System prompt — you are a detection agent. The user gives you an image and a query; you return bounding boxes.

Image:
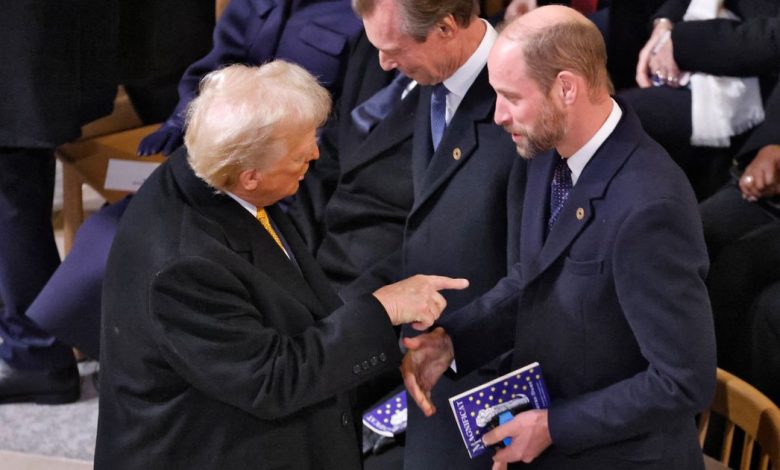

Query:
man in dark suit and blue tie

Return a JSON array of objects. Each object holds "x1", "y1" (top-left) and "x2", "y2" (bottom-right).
[
  {"x1": 402, "y1": 6, "x2": 716, "y2": 469},
  {"x1": 338, "y1": 0, "x2": 525, "y2": 468}
]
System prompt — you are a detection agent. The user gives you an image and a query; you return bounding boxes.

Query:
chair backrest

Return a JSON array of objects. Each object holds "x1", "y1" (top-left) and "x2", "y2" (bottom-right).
[{"x1": 699, "y1": 368, "x2": 780, "y2": 470}]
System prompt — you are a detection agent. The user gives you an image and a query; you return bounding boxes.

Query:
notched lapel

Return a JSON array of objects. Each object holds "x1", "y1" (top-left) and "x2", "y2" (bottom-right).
[
  {"x1": 341, "y1": 86, "x2": 420, "y2": 175},
  {"x1": 268, "y1": 206, "x2": 341, "y2": 318},
  {"x1": 248, "y1": 207, "x2": 327, "y2": 318},
  {"x1": 410, "y1": 68, "x2": 495, "y2": 214},
  {"x1": 522, "y1": 102, "x2": 642, "y2": 284}
]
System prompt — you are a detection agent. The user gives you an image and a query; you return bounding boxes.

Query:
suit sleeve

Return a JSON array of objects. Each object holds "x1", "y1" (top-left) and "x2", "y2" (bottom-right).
[
  {"x1": 147, "y1": 255, "x2": 402, "y2": 420},
  {"x1": 738, "y1": 79, "x2": 780, "y2": 160},
  {"x1": 441, "y1": 263, "x2": 524, "y2": 375},
  {"x1": 339, "y1": 248, "x2": 404, "y2": 301},
  {"x1": 548, "y1": 197, "x2": 717, "y2": 454},
  {"x1": 672, "y1": 14, "x2": 780, "y2": 77}
]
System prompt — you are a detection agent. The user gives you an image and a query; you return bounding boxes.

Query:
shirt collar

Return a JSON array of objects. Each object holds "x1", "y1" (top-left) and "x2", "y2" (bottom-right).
[
  {"x1": 442, "y1": 19, "x2": 496, "y2": 102},
  {"x1": 567, "y1": 98, "x2": 622, "y2": 185},
  {"x1": 224, "y1": 190, "x2": 258, "y2": 216}
]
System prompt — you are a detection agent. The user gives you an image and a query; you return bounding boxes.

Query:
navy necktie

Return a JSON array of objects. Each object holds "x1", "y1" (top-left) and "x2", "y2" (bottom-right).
[
  {"x1": 430, "y1": 83, "x2": 449, "y2": 151},
  {"x1": 548, "y1": 157, "x2": 572, "y2": 232},
  {"x1": 351, "y1": 73, "x2": 411, "y2": 135}
]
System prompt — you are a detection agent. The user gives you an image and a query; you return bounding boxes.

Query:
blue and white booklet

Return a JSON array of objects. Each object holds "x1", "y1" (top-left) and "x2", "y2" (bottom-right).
[
  {"x1": 362, "y1": 390, "x2": 408, "y2": 437},
  {"x1": 448, "y1": 362, "x2": 551, "y2": 459}
]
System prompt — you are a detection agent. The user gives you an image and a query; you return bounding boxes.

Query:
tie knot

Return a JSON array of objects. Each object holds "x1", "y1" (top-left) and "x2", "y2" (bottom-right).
[
  {"x1": 554, "y1": 158, "x2": 572, "y2": 188},
  {"x1": 432, "y1": 83, "x2": 449, "y2": 102}
]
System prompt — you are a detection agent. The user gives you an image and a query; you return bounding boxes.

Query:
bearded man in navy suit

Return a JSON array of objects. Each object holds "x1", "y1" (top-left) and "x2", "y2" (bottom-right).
[{"x1": 402, "y1": 6, "x2": 716, "y2": 469}]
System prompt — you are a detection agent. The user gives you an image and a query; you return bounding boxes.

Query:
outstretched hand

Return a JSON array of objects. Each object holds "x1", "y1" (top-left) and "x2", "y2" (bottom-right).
[
  {"x1": 372, "y1": 275, "x2": 468, "y2": 330},
  {"x1": 137, "y1": 123, "x2": 184, "y2": 156},
  {"x1": 400, "y1": 327, "x2": 454, "y2": 417}
]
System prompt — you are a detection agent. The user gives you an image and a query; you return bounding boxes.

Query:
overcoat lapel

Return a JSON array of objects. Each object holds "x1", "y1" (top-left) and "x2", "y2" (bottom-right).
[
  {"x1": 171, "y1": 152, "x2": 327, "y2": 318},
  {"x1": 520, "y1": 101, "x2": 642, "y2": 286},
  {"x1": 410, "y1": 68, "x2": 495, "y2": 215},
  {"x1": 341, "y1": 86, "x2": 420, "y2": 175}
]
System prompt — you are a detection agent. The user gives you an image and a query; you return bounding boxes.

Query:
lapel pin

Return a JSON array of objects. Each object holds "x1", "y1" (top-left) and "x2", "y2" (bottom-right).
[
  {"x1": 452, "y1": 148, "x2": 462, "y2": 160},
  {"x1": 576, "y1": 207, "x2": 585, "y2": 220}
]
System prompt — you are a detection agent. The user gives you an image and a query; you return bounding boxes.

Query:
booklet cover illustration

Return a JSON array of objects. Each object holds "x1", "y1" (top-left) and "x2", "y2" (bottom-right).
[
  {"x1": 448, "y1": 362, "x2": 550, "y2": 459},
  {"x1": 363, "y1": 390, "x2": 408, "y2": 437}
]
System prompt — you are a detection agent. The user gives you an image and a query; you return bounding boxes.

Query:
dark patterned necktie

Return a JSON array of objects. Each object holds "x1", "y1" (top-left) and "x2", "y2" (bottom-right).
[
  {"x1": 430, "y1": 83, "x2": 449, "y2": 151},
  {"x1": 351, "y1": 73, "x2": 412, "y2": 134},
  {"x1": 548, "y1": 157, "x2": 572, "y2": 232}
]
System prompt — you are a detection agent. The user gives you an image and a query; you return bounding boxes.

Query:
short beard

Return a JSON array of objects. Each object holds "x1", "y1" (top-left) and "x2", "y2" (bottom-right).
[{"x1": 512, "y1": 98, "x2": 565, "y2": 160}]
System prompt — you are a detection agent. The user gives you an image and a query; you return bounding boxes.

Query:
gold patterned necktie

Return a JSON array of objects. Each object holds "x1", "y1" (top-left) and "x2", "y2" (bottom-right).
[{"x1": 256, "y1": 208, "x2": 287, "y2": 255}]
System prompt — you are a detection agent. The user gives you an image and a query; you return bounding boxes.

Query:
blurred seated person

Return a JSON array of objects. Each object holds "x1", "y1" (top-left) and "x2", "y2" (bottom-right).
[
  {"x1": 701, "y1": 78, "x2": 780, "y2": 404},
  {"x1": 94, "y1": 61, "x2": 468, "y2": 469},
  {"x1": 0, "y1": 0, "x2": 118, "y2": 406},
  {"x1": 17, "y1": 0, "x2": 362, "y2": 372},
  {"x1": 497, "y1": 0, "x2": 667, "y2": 91},
  {"x1": 137, "y1": 0, "x2": 361, "y2": 156},
  {"x1": 619, "y1": 0, "x2": 780, "y2": 198}
]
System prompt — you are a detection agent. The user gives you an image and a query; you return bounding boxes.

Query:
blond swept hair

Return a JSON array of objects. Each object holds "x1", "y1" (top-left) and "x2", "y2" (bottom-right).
[{"x1": 184, "y1": 61, "x2": 331, "y2": 190}]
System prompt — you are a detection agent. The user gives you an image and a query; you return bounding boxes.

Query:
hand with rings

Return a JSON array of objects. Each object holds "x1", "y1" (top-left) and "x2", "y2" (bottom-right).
[
  {"x1": 651, "y1": 69, "x2": 666, "y2": 87},
  {"x1": 740, "y1": 174, "x2": 758, "y2": 201}
]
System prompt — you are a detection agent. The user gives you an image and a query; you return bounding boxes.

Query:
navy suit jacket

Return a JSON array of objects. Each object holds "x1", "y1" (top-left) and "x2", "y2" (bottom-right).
[
  {"x1": 164, "y1": 0, "x2": 361, "y2": 129},
  {"x1": 96, "y1": 150, "x2": 402, "y2": 469},
  {"x1": 345, "y1": 65, "x2": 527, "y2": 470},
  {"x1": 445, "y1": 101, "x2": 716, "y2": 469}
]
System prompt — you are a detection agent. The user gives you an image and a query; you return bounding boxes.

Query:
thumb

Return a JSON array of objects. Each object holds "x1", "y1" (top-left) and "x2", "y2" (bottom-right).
[{"x1": 402, "y1": 335, "x2": 422, "y2": 350}]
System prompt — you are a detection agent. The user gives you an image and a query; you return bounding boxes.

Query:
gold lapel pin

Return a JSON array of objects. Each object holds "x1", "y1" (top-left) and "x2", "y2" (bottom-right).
[
  {"x1": 452, "y1": 148, "x2": 462, "y2": 160},
  {"x1": 576, "y1": 207, "x2": 585, "y2": 220}
]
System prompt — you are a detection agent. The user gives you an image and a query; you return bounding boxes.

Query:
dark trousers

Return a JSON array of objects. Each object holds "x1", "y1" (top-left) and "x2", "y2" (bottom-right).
[
  {"x1": 702, "y1": 184, "x2": 780, "y2": 384},
  {"x1": 27, "y1": 197, "x2": 130, "y2": 359},
  {"x1": 0, "y1": 148, "x2": 74, "y2": 370}
]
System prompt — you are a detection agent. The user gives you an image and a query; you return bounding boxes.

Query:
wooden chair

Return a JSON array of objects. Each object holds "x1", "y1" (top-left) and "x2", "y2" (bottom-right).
[
  {"x1": 55, "y1": 94, "x2": 164, "y2": 253},
  {"x1": 699, "y1": 368, "x2": 780, "y2": 470}
]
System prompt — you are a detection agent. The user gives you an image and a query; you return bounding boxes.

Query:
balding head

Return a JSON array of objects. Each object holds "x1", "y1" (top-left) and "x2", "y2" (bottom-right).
[{"x1": 497, "y1": 5, "x2": 612, "y2": 101}]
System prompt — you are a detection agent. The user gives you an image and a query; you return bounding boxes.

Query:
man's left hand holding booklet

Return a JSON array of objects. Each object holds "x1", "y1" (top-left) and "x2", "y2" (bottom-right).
[{"x1": 448, "y1": 362, "x2": 550, "y2": 459}]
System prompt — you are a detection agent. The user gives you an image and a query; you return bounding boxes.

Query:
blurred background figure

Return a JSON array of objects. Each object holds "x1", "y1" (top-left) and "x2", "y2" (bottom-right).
[
  {"x1": 0, "y1": 0, "x2": 119, "y2": 404},
  {"x1": 619, "y1": 0, "x2": 780, "y2": 200},
  {"x1": 137, "y1": 0, "x2": 362, "y2": 156}
]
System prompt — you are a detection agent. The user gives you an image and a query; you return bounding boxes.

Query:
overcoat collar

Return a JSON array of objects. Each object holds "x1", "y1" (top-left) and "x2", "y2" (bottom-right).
[{"x1": 169, "y1": 150, "x2": 339, "y2": 318}]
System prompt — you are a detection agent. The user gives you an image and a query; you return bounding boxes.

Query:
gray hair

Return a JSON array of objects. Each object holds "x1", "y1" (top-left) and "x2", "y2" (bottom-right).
[
  {"x1": 353, "y1": 0, "x2": 479, "y2": 42},
  {"x1": 184, "y1": 61, "x2": 331, "y2": 190}
]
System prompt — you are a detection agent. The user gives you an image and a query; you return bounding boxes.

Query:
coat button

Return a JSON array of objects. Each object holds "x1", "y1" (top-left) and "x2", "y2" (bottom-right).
[
  {"x1": 341, "y1": 412, "x2": 350, "y2": 426},
  {"x1": 352, "y1": 364, "x2": 361, "y2": 375},
  {"x1": 379, "y1": 353, "x2": 387, "y2": 362},
  {"x1": 370, "y1": 356, "x2": 378, "y2": 366},
  {"x1": 361, "y1": 360, "x2": 369, "y2": 370}
]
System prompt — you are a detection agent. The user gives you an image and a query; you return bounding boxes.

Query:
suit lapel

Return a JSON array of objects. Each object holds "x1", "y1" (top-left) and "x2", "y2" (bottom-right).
[
  {"x1": 341, "y1": 85, "x2": 420, "y2": 175},
  {"x1": 410, "y1": 68, "x2": 495, "y2": 214},
  {"x1": 171, "y1": 151, "x2": 327, "y2": 318},
  {"x1": 521, "y1": 100, "x2": 642, "y2": 286},
  {"x1": 268, "y1": 206, "x2": 341, "y2": 318}
]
